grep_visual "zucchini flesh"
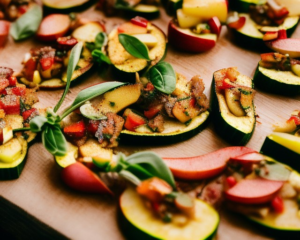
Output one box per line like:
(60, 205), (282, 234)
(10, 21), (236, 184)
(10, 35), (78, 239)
(254, 66), (300, 95)
(119, 187), (219, 240)
(211, 72), (255, 145)
(120, 111), (210, 145)
(0, 137), (28, 180)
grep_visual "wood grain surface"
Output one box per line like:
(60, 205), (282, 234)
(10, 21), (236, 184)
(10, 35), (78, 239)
(1, 4), (299, 240)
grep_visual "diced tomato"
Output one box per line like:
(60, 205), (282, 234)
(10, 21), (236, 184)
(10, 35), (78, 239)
(217, 78), (236, 90)
(227, 16), (246, 29)
(57, 36), (78, 50)
(0, 95), (20, 115)
(22, 108), (37, 121)
(23, 58), (37, 81)
(144, 105), (163, 119)
(287, 116), (300, 126)
(277, 29), (287, 40)
(144, 82), (155, 91)
(10, 87), (26, 96)
(64, 120), (86, 138)
(226, 176), (237, 188)
(130, 16), (148, 28)
(271, 196), (284, 213)
(87, 120), (100, 135)
(124, 111), (146, 131)
(189, 97), (196, 107)
(0, 79), (9, 92)
(8, 76), (17, 86)
(40, 57), (54, 71)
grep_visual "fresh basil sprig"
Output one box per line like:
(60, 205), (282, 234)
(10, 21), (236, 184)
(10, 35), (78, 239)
(10, 5), (43, 41)
(148, 62), (176, 94)
(86, 32), (107, 52)
(92, 50), (111, 65)
(118, 34), (151, 60)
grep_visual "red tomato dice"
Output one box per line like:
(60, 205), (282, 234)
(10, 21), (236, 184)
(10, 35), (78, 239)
(0, 95), (20, 115)
(271, 196), (284, 213)
(64, 121), (86, 138)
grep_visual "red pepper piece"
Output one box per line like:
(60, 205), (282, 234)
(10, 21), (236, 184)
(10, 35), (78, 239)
(22, 108), (37, 121)
(287, 115), (300, 126)
(144, 105), (163, 119)
(39, 57), (54, 71)
(124, 112), (146, 131)
(57, 36), (78, 50)
(63, 120), (86, 138)
(271, 196), (284, 213)
(8, 76), (17, 86)
(23, 58), (37, 81)
(277, 29), (287, 40)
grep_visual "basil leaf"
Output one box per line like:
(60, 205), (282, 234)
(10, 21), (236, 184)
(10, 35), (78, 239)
(86, 32), (108, 52)
(119, 170), (141, 186)
(42, 124), (67, 156)
(125, 164), (154, 180)
(29, 116), (48, 132)
(126, 151), (176, 188)
(10, 5), (42, 41)
(60, 81), (125, 119)
(54, 42), (83, 113)
(118, 34), (151, 61)
(92, 50), (111, 65)
(148, 62), (176, 94)
(259, 162), (291, 181)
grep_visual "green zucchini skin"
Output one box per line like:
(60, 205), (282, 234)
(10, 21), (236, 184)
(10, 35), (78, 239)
(253, 66), (300, 96)
(229, 21), (298, 51)
(123, 8), (160, 20)
(210, 78), (255, 146)
(162, 0), (183, 16)
(43, 0), (97, 14)
(260, 136), (300, 172)
(119, 113), (210, 145)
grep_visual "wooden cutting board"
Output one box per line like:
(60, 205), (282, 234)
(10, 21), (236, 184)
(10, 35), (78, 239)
(1, 4), (299, 240)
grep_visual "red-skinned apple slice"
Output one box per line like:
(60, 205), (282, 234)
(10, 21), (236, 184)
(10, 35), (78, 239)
(61, 162), (113, 195)
(163, 146), (255, 180)
(266, 38), (300, 58)
(225, 178), (283, 204)
(130, 16), (148, 28)
(227, 16), (246, 29)
(0, 20), (10, 47)
(230, 152), (265, 163)
(36, 14), (71, 42)
(168, 20), (217, 52)
(208, 17), (222, 37)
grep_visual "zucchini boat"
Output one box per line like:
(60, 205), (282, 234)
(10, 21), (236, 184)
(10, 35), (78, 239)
(0, 67), (40, 180)
(18, 22), (104, 89)
(42, 0), (95, 13)
(253, 52), (300, 95)
(211, 67), (256, 145)
(119, 187), (219, 240)
(227, 3), (299, 50)
(261, 110), (300, 171)
(107, 17), (167, 82)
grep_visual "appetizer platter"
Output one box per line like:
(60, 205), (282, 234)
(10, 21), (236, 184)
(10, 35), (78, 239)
(1, 0), (300, 239)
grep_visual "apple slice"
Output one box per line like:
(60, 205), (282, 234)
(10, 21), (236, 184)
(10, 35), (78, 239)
(177, 9), (201, 29)
(36, 14), (71, 42)
(208, 17), (221, 36)
(230, 152), (265, 163)
(131, 34), (158, 47)
(225, 178), (283, 204)
(163, 146), (255, 180)
(0, 20), (10, 47)
(61, 162), (113, 195)
(168, 20), (217, 52)
(118, 22), (147, 34)
(265, 38), (300, 58)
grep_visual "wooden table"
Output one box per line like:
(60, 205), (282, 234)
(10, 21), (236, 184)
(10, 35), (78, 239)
(1, 4), (299, 240)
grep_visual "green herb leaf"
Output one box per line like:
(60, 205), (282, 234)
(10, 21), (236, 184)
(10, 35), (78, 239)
(10, 5), (42, 41)
(126, 151), (176, 188)
(61, 81), (125, 119)
(259, 161), (291, 181)
(92, 50), (111, 65)
(54, 42), (83, 113)
(118, 34), (151, 61)
(29, 116), (48, 132)
(125, 164), (154, 180)
(148, 62), (176, 94)
(86, 32), (108, 52)
(119, 170), (142, 186)
(42, 124), (67, 156)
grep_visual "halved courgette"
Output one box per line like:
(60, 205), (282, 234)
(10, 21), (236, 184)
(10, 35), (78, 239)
(253, 66), (300, 95)
(123, 4), (160, 19)
(42, 0), (95, 13)
(119, 187), (219, 240)
(210, 69), (256, 145)
(120, 111), (210, 145)
(229, 13), (299, 50)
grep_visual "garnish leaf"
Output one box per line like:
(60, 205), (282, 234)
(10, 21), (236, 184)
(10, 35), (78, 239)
(118, 34), (151, 60)
(61, 81), (125, 119)
(119, 170), (141, 186)
(92, 50), (111, 65)
(148, 62), (176, 94)
(259, 161), (291, 181)
(126, 151), (176, 188)
(42, 124), (67, 157)
(54, 41), (83, 113)
(86, 32), (108, 52)
(29, 116), (48, 132)
(10, 5), (42, 41)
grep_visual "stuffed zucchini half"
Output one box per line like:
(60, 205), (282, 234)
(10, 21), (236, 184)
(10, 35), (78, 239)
(0, 67), (40, 180)
(227, 4), (299, 50)
(42, 0), (95, 13)
(211, 67), (256, 145)
(261, 110), (300, 171)
(108, 17), (167, 82)
(119, 187), (219, 240)
(254, 52), (300, 95)
(18, 22), (105, 89)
